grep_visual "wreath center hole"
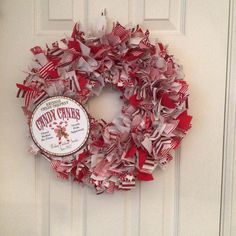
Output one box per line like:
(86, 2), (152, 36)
(87, 85), (123, 122)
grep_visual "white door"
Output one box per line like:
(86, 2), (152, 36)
(1, 0), (236, 236)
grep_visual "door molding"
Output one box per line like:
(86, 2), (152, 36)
(220, 0), (236, 235)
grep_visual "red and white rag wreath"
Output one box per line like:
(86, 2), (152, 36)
(16, 23), (192, 194)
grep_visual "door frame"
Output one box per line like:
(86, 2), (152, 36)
(220, 0), (236, 235)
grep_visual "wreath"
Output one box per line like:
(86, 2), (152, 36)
(16, 23), (192, 194)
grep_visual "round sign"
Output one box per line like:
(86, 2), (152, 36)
(30, 96), (90, 156)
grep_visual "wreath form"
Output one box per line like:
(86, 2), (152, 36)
(16, 23), (192, 194)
